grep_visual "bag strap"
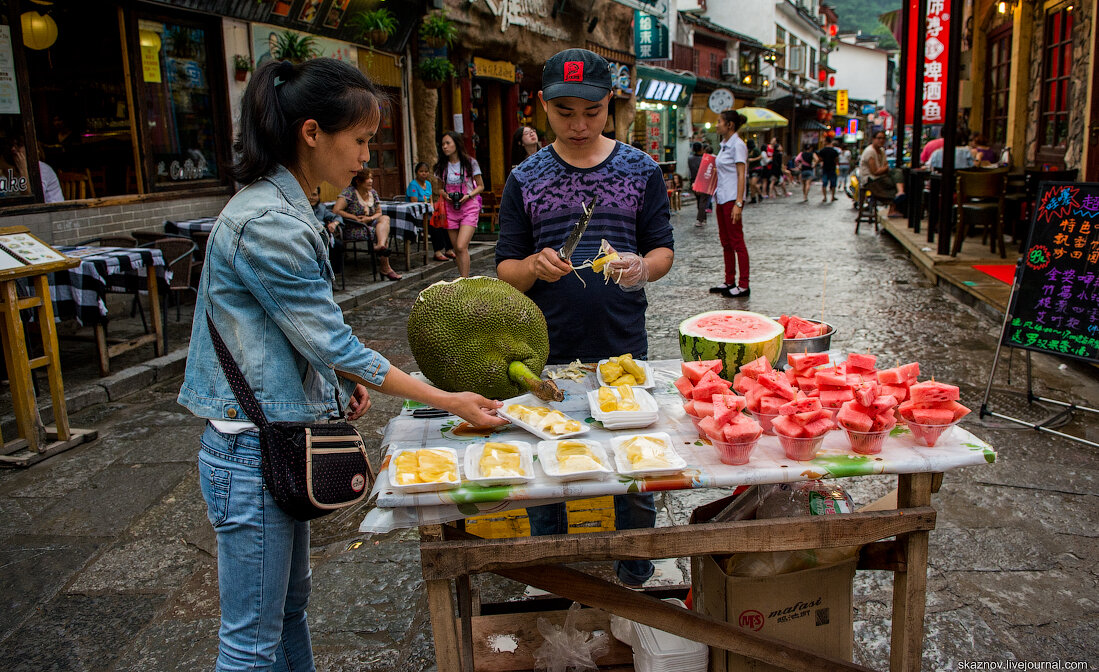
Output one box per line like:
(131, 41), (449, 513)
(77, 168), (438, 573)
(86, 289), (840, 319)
(206, 312), (272, 430)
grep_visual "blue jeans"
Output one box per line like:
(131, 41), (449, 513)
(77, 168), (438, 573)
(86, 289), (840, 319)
(526, 493), (657, 586)
(198, 424), (315, 672)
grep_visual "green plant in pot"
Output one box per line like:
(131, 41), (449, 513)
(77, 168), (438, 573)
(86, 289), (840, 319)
(233, 54), (253, 81)
(274, 31), (320, 63)
(347, 8), (398, 46)
(420, 11), (457, 48)
(418, 57), (456, 89)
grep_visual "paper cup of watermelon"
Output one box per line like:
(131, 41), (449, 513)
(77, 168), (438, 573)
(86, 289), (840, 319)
(844, 427), (892, 454)
(775, 320), (835, 370)
(775, 431), (826, 461)
(748, 410), (780, 435)
(904, 419), (960, 447)
(711, 429), (763, 465)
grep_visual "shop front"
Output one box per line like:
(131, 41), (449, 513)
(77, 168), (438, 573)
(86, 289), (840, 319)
(634, 65), (695, 169)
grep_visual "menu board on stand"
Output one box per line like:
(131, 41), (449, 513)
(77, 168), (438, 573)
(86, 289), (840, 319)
(980, 182), (1099, 447)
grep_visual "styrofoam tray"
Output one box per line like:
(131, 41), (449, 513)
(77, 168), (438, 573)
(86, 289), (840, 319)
(498, 393), (590, 440)
(462, 441), (535, 487)
(596, 358), (655, 389)
(536, 439), (613, 481)
(386, 447), (461, 493)
(587, 387), (659, 429)
(610, 432), (686, 477)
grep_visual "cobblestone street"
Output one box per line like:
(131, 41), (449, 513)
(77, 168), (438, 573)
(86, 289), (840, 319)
(1, 193), (1096, 671)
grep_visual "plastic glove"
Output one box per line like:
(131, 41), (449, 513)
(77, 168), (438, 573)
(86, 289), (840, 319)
(605, 252), (648, 292)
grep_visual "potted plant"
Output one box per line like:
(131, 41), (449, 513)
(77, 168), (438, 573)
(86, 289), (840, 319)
(274, 31), (319, 63)
(418, 57), (456, 89)
(346, 8), (398, 46)
(420, 11), (457, 48)
(233, 54), (253, 81)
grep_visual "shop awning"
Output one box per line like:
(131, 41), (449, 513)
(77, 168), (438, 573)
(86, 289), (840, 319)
(738, 107), (789, 130)
(798, 119), (831, 131)
(635, 65), (696, 105)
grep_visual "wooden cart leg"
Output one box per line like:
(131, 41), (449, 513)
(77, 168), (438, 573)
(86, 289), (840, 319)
(146, 267), (164, 356)
(95, 324), (110, 376)
(422, 526), (463, 672)
(456, 574), (475, 672)
(890, 473), (934, 672)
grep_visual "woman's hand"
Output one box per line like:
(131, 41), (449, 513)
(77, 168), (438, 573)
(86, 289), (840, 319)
(458, 194), (470, 204)
(326, 222), (339, 234)
(347, 384), (372, 420)
(442, 392), (507, 427)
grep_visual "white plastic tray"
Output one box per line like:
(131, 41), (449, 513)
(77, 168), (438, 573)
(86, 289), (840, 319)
(610, 432), (686, 478)
(498, 394), (591, 441)
(536, 439), (613, 482)
(386, 447), (461, 494)
(596, 358), (655, 389)
(462, 441), (535, 487)
(587, 387), (659, 429)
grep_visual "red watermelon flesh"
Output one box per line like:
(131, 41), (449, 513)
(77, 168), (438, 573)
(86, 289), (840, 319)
(881, 384), (910, 402)
(870, 395), (899, 414)
(757, 372), (797, 400)
(693, 400), (716, 418)
(871, 412), (897, 432)
(723, 421), (762, 444)
(712, 395), (742, 425)
(715, 393), (747, 413)
(910, 407), (955, 425)
(771, 415), (808, 438)
(682, 359), (723, 384)
(745, 386), (767, 412)
(739, 355), (773, 379)
(692, 370), (732, 401)
(877, 367), (910, 385)
(784, 369), (798, 384)
(846, 353), (877, 372)
(819, 388), (855, 407)
(816, 370), (848, 387)
(853, 384), (878, 407)
(683, 400), (698, 416)
(699, 416), (724, 441)
(759, 395), (786, 415)
(779, 394), (823, 415)
(795, 409), (831, 423)
(804, 417), (835, 436)
(909, 381), (960, 404)
(787, 352), (831, 372)
(674, 376), (695, 398)
(837, 403), (874, 432)
(795, 376), (819, 393)
(899, 362), (920, 379)
(942, 400), (971, 421)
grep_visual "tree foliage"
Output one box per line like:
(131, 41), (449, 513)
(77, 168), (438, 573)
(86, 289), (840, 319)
(829, 0), (900, 49)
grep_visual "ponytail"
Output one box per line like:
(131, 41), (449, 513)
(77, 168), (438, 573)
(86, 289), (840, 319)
(232, 58), (386, 185)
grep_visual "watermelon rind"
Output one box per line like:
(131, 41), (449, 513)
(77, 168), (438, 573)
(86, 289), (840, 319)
(679, 310), (784, 381)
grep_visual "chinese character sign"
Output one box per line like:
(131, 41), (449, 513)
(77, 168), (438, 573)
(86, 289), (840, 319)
(903, 0), (951, 124)
(1003, 182), (1099, 364)
(634, 10), (669, 60)
(836, 89), (848, 115)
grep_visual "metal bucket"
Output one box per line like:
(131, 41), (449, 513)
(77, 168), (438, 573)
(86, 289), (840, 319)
(775, 320), (836, 370)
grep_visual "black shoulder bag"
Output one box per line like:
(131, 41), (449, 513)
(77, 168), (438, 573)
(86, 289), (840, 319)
(206, 313), (375, 521)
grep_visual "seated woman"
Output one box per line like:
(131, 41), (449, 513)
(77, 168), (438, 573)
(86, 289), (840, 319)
(407, 161), (453, 262)
(333, 168), (401, 280)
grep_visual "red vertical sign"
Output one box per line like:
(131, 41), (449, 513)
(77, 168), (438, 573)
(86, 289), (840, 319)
(903, 0), (950, 125)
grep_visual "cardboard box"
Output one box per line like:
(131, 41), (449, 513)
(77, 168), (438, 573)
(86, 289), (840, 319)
(689, 491), (856, 672)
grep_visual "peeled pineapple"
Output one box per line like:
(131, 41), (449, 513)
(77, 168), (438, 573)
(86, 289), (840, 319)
(600, 354), (645, 386)
(394, 449), (458, 485)
(556, 441), (603, 473)
(621, 435), (671, 470)
(479, 442), (524, 478)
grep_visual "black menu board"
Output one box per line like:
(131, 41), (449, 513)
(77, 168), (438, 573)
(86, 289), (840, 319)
(1003, 182), (1099, 364)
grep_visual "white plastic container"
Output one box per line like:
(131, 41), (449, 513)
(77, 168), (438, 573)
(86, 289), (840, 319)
(462, 441), (535, 487)
(386, 447), (461, 493)
(536, 439), (613, 481)
(611, 599), (708, 672)
(587, 387), (659, 430)
(610, 432), (686, 478)
(497, 394), (590, 440)
(597, 358), (656, 389)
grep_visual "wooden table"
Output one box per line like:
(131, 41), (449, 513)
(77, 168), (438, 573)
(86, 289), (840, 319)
(362, 362), (996, 671)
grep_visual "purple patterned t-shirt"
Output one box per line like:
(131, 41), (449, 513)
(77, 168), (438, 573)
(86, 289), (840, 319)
(496, 142), (673, 364)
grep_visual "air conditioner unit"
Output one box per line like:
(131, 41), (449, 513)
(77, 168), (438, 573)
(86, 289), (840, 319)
(786, 45), (806, 73)
(720, 58), (738, 78)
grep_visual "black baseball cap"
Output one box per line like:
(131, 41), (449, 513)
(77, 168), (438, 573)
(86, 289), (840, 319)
(542, 48), (612, 101)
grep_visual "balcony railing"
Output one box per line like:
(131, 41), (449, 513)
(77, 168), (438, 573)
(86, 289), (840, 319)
(644, 42), (698, 73)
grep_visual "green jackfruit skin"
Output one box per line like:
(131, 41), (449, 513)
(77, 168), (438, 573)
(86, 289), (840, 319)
(407, 277), (551, 399)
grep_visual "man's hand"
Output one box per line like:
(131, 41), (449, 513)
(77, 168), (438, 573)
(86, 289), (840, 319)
(605, 252), (649, 291)
(347, 384), (372, 420)
(528, 248), (574, 283)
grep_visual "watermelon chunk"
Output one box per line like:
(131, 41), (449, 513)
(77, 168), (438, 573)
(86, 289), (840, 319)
(909, 381), (960, 404)
(870, 394), (898, 413)
(846, 353), (877, 372)
(739, 355), (773, 379)
(674, 376), (695, 398)
(837, 404), (874, 432)
(693, 400), (715, 418)
(712, 394), (744, 425)
(759, 395), (785, 415)
(683, 400), (698, 416)
(716, 393), (747, 413)
(910, 407), (954, 425)
(771, 415), (808, 438)
(692, 369), (732, 401)
(787, 352), (830, 372)
(757, 371), (797, 400)
(733, 372), (759, 395)
(881, 384), (910, 402)
(745, 386), (767, 412)
(803, 417), (835, 437)
(698, 415), (724, 441)
(682, 359), (723, 384)
(877, 367), (910, 385)
(942, 400), (971, 421)
(871, 412), (897, 432)
(853, 384), (877, 407)
(815, 370), (848, 387)
(899, 362), (920, 379)
(819, 388), (855, 407)
(795, 376), (819, 393)
(794, 409), (831, 423)
(723, 421), (761, 444)
(779, 394), (823, 415)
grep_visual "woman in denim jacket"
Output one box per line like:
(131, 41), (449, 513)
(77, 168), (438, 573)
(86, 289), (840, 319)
(178, 58), (506, 672)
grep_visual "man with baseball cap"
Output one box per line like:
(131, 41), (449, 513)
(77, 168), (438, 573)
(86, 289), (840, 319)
(496, 48), (675, 589)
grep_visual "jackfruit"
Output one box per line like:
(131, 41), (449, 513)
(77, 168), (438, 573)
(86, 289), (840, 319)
(479, 442), (524, 478)
(394, 449), (458, 484)
(556, 441), (603, 473)
(622, 436), (671, 470)
(407, 277), (562, 401)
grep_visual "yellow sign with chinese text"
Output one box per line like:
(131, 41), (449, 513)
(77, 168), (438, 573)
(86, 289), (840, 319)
(141, 45), (161, 83)
(473, 57), (515, 83)
(836, 89), (848, 116)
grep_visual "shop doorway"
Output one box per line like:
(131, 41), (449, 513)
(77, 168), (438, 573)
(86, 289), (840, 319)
(366, 88), (404, 198)
(1086, 10), (1099, 180)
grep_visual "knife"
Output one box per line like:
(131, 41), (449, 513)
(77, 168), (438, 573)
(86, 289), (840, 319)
(557, 197), (598, 262)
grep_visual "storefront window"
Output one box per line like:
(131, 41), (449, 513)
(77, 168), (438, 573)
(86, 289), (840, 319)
(984, 24), (1012, 146)
(365, 94), (401, 197)
(1038, 5), (1073, 154)
(138, 18), (219, 188)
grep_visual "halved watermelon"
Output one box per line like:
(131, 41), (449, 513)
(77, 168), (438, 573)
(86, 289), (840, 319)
(679, 311), (784, 381)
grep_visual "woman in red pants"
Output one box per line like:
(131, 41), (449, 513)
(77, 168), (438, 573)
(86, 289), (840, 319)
(709, 109), (750, 298)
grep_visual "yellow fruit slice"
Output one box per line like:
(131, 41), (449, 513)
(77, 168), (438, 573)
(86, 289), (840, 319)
(623, 436), (670, 470)
(479, 442), (524, 477)
(591, 251), (619, 273)
(598, 386), (618, 412)
(610, 374), (637, 386)
(599, 360), (623, 383)
(617, 384), (639, 411)
(618, 356), (645, 384)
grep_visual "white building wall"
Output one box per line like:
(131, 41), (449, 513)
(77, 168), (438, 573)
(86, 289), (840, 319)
(829, 40), (890, 106)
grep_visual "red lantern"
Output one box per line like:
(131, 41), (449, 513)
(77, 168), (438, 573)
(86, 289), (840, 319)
(818, 68), (827, 82)
(829, 76), (836, 87)
(829, 24), (838, 36)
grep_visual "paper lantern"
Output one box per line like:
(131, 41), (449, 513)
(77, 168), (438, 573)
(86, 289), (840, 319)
(21, 11), (58, 51)
(139, 29), (161, 51)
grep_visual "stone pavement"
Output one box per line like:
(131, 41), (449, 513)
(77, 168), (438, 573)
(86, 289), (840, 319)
(0, 193), (1096, 671)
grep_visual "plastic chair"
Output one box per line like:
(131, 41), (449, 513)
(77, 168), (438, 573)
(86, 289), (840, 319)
(141, 238), (197, 352)
(341, 222), (379, 282)
(58, 169), (96, 200)
(75, 235), (137, 248)
(952, 168), (1008, 258)
(480, 191), (499, 233)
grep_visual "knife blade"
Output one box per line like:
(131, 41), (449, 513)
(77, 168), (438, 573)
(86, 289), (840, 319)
(557, 197), (598, 262)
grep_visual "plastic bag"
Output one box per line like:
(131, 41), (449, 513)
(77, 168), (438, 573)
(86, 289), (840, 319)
(533, 602), (610, 672)
(720, 481), (859, 577)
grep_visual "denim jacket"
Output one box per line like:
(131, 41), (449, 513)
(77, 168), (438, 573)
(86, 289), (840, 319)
(178, 165), (391, 423)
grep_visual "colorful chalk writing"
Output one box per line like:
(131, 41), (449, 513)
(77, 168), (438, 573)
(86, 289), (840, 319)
(1005, 182), (1099, 363)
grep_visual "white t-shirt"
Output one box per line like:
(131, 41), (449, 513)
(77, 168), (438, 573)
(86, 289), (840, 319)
(40, 162), (63, 203)
(445, 159), (481, 193)
(838, 149), (852, 167)
(713, 133), (748, 205)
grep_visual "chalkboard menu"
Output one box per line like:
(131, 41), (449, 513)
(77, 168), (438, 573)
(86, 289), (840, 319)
(1002, 182), (1099, 364)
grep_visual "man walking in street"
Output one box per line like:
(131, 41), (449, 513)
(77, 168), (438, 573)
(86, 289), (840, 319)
(817, 136), (840, 202)
(688, 141), (709, 227)
(496, 48), (674, 588)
